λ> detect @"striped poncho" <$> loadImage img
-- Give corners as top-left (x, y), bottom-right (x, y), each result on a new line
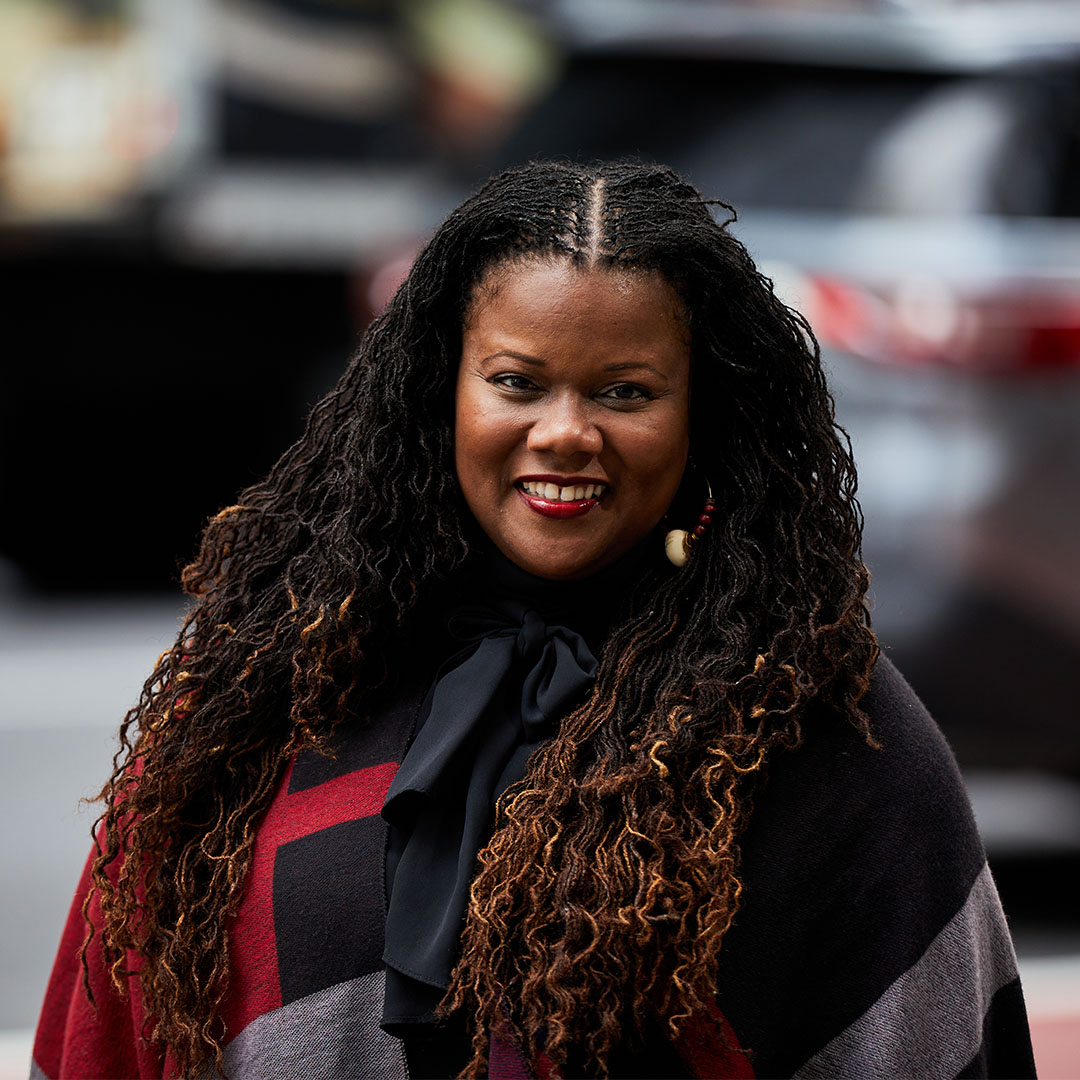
top-left (32, 656), bottom-right (1034, 1078)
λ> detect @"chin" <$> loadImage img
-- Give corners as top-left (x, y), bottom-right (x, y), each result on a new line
top-left (509, 547), bottom-right (612, 581)
top-left (530, 565), bottom-right (594, 581)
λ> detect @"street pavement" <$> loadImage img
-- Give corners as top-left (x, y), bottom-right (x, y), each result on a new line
top-left (0, 594), bottom-right (184, 1041)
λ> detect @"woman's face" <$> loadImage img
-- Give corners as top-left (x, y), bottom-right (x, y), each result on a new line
top-left (455, 257), bottom-right (691, 580)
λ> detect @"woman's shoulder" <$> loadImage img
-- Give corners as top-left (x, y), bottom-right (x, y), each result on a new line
top-left (759, 651), bottom-right (973, 827)
top-left (731, 651), bottom-right (991, 994)
top-left (736, 650), bottom-right (983, 879)
top-left (860, 651), bottom-right (961, 777)
top-left (717, 655), bottom-right (1033, 1080)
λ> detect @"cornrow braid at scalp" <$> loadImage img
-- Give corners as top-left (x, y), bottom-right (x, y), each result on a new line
top-left (84, 161), bottom-right (875, 1079)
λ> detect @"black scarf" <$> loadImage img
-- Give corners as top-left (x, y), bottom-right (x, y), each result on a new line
top-left (380, 546), bottom-right (651, 1034)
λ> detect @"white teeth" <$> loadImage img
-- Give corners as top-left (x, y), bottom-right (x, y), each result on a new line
top-left (521, 481), bottom-right (607, 501)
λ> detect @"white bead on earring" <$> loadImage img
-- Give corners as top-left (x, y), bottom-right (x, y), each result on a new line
top-left (664, 479), bottom-right (715, 568)
top-left (664, 529), bottom-right (692, 567)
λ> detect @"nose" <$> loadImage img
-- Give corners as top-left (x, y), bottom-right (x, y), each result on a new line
top-left (526, 393), bottom-right (603, 459)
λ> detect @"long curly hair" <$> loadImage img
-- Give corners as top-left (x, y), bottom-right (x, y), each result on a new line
top-left (84, 160), bottom-right (876, 1078)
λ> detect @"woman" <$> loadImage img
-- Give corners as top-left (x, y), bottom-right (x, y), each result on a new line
top-left (33, 161), bottom-right (1034, 1079)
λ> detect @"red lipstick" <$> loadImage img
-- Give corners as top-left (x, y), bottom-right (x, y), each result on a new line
top-left (518, 490), bottom-right (599, 519)
top-left (515, 476), bottom-right (607, 520)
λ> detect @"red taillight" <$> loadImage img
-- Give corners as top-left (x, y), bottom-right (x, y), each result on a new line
top-left (1022, 322), bottom-right (1080, 369)
top-left (805, 276), bottom-right (1080, 372)
top-left (807, 277), bottom-right (879, 356)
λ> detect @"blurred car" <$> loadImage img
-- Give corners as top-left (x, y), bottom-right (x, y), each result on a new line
top-left (491, 0), bottom-right (1080, 778)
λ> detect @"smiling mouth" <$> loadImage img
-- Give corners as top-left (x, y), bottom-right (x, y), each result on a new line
top-left (519, 480), bottom-right (608, 502)
top-left (516, 479), bottom-right (608, 520)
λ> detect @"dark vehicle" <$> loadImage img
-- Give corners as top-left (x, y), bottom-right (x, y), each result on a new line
top-left (491, 0), bottom-right (1080, 788)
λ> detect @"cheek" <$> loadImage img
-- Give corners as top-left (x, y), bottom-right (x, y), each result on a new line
top-left (641, 427), bottom-right (690, 521)
top-left (636, 418), bottom-right (690, 485)
top-left (454, 407), bottom-right (516, 501)
top-left (454, 379), bottom-right (488, 483)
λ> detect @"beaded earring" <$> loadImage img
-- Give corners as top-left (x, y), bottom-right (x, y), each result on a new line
top-left (664, 479), bottom-right (716, 568)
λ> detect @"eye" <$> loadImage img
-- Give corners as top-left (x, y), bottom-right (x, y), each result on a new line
top-left (490, 373), bottom-right (540, 393)
top-left (599, 383), bottom-right (653, 403)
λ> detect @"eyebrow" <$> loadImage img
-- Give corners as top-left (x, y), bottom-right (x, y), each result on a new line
top-left (481, 350), bottom-right (544, 366)
top-left (480, 351), bottom-right (665, 379)
top-left (603, 360), bottom-right (665, 378)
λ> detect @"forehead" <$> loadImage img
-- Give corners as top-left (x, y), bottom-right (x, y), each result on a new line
top-left (465, 256), bottom-right (688, 339)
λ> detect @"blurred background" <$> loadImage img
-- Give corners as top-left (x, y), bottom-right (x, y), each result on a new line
top-left (1, 0), bottom-right (1078, 1075)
